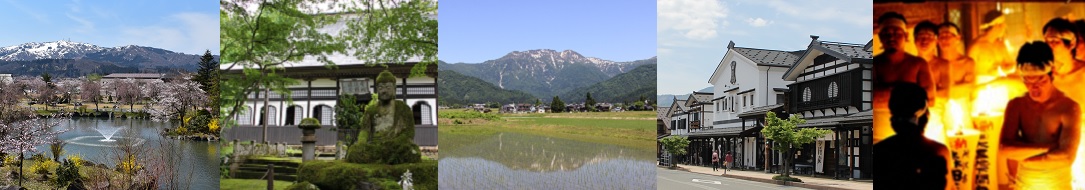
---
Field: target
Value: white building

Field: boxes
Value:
[708,41,797,129]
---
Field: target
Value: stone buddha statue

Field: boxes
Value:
[346,70,421,165]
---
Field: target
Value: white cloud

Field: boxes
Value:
[745,17,771,27]
[66,13,94,33]
[658,0,729,40]
[120,12,219,55]
[763,0,871,27]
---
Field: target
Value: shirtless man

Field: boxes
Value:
[999,42,1081,190]
[1051,19,1085,104]
[915,21,941,62]
[876,82,954,190]
[934,22,976,99]
[969,10,1015,83]
[874,12,936,142]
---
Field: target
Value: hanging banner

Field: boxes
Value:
[816,141,825,173]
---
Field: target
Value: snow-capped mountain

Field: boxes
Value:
[0,40,217,77]
[438,49,655,99]
[0,40,105,61]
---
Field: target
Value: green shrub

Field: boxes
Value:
[54,159,80,187]
[297,160,437,190]
[772,175,803,182]
[346,136,420,165]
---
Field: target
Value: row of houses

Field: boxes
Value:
[659,35,874,180]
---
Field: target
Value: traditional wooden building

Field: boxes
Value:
[670,36,874,178]
[222,19,438,147]
[782,36,873,179]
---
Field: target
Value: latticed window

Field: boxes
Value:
[828,82,839,98]
[238,106,253,125]
[803,87,812,102]
[340,79,370,95]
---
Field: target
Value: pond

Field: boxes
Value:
[438,132,656,189]
[39,118,218,189]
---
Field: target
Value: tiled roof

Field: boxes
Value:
[798,110,874,127]
[732,47,804,67]
[102,73,164,79]
[738,104,784,117]
[819,41,872,59]
[686,127,745,137]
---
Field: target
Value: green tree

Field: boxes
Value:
[761,112,831,178]
[534,99,541,107]
[194,50,220,116]
[660,136,690,169]
[335,94,363,130]
[585,92,596,112]
[550,96,564,113]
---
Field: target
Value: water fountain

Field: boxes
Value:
[94,125,122,142]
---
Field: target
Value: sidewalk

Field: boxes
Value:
[673,164,873,190]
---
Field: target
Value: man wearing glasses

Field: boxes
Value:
[999,41,1081,190]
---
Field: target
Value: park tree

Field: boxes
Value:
[80,77,103,111]
[0,109,69,187]
[761,112,831,180]
[194,50,220,116]
[335,94,363,130]
[148,80,208,123]
[0,81,24,120]
[114,79,140,111]
[660,136,690,169]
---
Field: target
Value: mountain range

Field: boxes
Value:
[439,49,655,99]
[657,86,713,107]
[437,70,537,106]
[0,40,217,77]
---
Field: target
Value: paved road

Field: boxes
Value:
[657,168,810,190]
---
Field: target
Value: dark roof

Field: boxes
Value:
[723,86,740,93]
[798,111,873,127]
[738,104,785,117]
[732,47,804,67]
[783,37,874,81]
[102,73,164,79]
[687,127,745,137]
[819,41,872,60]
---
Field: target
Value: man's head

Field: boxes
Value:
[1043,18,1078,65]
[1074,20,1085,60]
[938,22,963,52]
[376,70,397,102]
[889,82,929,136]
[982,10,1006,37]
[1017,41,1057,102]
[878,12,908,52]
[914,21,939,54]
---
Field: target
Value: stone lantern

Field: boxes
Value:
[298,118,321,162]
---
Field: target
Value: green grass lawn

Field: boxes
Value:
[220,179,294,190]
[438,109,656,152]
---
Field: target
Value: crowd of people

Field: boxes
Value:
[874,9,1083,190]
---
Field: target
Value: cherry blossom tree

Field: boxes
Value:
[80,78,103,111]
[0,110,69,186]
[148,80,208,122]
[113,78,141,112]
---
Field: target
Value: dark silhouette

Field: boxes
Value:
[875,82,953,190]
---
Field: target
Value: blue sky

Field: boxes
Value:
[0,0,219,55]
[657,0,872,95]
[438,0,656,63]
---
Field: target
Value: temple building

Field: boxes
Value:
[221,19,437,147]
